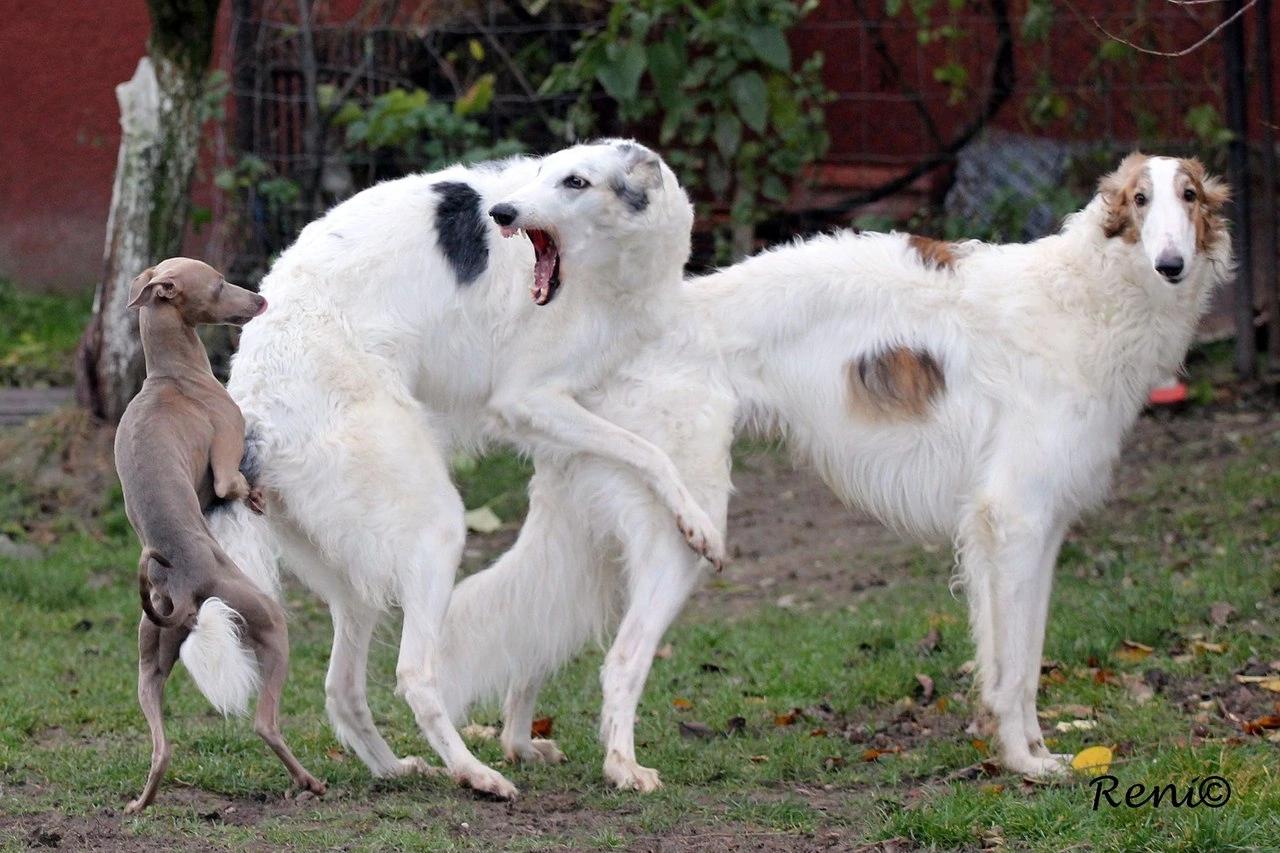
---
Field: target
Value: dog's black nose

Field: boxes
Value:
[489,203,518,226]
[1154,252,1185,281]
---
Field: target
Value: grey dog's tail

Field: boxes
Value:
[138,548,194,629]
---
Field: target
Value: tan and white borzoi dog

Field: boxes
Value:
[198,141,722,799]
[437,154,1232,784]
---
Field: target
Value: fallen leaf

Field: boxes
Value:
[1245,715,1280,734]
[1193,639,1227,655]
[744,695,766,704]
[1121,673,1154,705]
[809,728,828,738]
[749,754,769,763]
[1093,668,1121,686]
[461,723,498,741]
[957,659,977,676]
[915,673,935,704]
[672,697,693,710]
[935,696,950,713]
[1055,719,1097,732]
[530,717,553,738]
[325,747,347,762]
[1071,745,1113,776]
[822,755,845,770]
[678,720,715,739]
[918,627,941,655]
[1115,640,1154,663]
[463,506,502,534]
[725,716,747,736]
[980,783,1006,795]
[654,643,674,660]
[971,738,989,756]
[773,709,800,726]
[1210,602,1237,627]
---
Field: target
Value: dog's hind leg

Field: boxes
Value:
[249,602,327,797]
[125,617,181,814]
[325,597,430,777]
[501,676,564,764]
[600,527,706,792]
[393,509,518,799]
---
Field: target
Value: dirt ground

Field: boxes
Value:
[2,395,1277,851]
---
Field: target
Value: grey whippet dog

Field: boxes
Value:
[114,257,325,813]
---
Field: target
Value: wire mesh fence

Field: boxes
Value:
[211,0,1276,372]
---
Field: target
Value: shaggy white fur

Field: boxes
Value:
[436,154,1233,785]
[202,140,715,799]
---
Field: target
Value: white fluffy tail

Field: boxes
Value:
[435,497,621,723]
[183,498,282,716]
[179,598,260,716]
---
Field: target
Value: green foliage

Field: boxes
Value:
[333,86,523,172]
[214,155,301,213]
[543,0,831,258]
[0,282,92,387]
[1185,104,1234,147]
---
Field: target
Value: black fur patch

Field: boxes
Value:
[433,181,489,285]
[611,179,649,213]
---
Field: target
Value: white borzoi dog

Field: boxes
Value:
[198,140,721,799]
[437,153,1232,783]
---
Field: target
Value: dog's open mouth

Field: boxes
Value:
[499,226,561,305]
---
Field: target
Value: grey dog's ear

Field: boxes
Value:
[619,142,664,191]
[126,267,177,309]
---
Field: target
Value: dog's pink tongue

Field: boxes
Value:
[532,251,555,304]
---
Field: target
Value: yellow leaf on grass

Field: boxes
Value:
[1192,639,1227,655]
[672,697,693,710]
[1071,745,1113,776]
[1114,640,1154,663]
[1264,679,1280,693]
[464,506,502,534]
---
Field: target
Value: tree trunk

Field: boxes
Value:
[76,1,219,423]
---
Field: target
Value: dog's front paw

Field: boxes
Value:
[675,511,725,571]
[123,798,148,815]
[604,752,663,792]
[245,487,266,515]
[452,762,518,800]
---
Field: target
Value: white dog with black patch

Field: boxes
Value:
[196,140,721,799]
[437,154,1233,784]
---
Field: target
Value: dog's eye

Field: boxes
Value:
[1133,192,1147,207]
[561,175,590,190]
[1183,187,1196,202]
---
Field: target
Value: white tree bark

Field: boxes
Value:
[76,55,206,422]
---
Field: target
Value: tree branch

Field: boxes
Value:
[785,0,1015,228]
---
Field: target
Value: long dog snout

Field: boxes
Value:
[1154,250,1185,282]
[489,203,517,226]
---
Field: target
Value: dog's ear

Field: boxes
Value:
[126,268,177,309]
[619,142,664,192]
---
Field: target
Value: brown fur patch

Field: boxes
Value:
[907,234,958,271]
[1177,157,1231,253]
[1098,152,1151,243]
[846,347,945,421]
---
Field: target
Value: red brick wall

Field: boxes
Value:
[0,2,151,291]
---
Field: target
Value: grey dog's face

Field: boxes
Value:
[128,258,268,326]
[486,140,670,305]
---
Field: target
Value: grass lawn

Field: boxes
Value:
[0,294,1274,850]
[0,282,92,388]
[0,363,1277,848]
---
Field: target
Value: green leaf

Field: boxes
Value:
[596,41,647,102]
[714,111,742,159]
[454,73,495,116]
[730,72,769,133]
[647,40,684,110]
[743,25,791,71]
[762,174,789,203]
